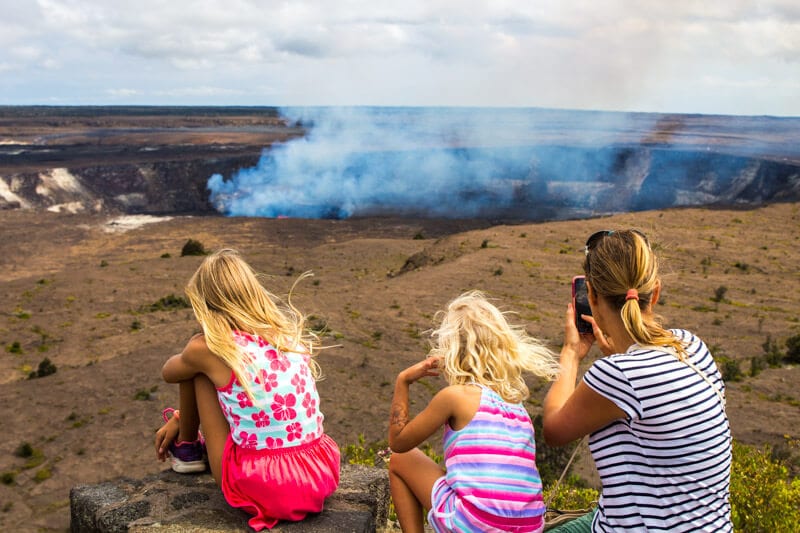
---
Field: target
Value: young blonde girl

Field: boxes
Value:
[154,249,339,531]
[388,290,560,533]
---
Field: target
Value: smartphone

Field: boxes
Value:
[572,275,593,334]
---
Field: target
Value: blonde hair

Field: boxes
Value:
[429,291,559,404]
[583,230,687,358]
[185,249,319,401]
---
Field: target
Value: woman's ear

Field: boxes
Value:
[649,279,662,307]
[587,280,599,306]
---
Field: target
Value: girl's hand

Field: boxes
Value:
[399,356,440,385]
[154,415,179,462]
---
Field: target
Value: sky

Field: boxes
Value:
[1,0,798,116]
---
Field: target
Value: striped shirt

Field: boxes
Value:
[428,385,545,532]
[583,329,732,532]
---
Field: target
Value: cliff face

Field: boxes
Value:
[0,155,259,214]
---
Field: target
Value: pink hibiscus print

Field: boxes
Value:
[237,391,253,409]
[267,350,290,372]
[291,373,306,394]
[265,436,284,449]
[271,393,297,421]
[256,369,279,392]
[229,411,241,427]
[252,410,270,428]
[286,422,303,442]
[239,431,258,449]
[302,392,317,418]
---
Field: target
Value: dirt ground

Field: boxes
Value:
[0,203,798,531]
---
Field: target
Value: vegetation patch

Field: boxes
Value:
[28,357,57,379]
[143,294,191,312]
[181,239,208,256]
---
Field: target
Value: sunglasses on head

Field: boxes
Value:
[584,229,650,256]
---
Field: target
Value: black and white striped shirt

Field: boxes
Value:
[583,329,732,532]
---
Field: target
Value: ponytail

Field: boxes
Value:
[585,230,686,359]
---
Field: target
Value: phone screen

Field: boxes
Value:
[572,275,593,334]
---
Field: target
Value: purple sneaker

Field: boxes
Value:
[168,439,207,473]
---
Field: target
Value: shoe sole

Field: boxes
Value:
[170,459,208,473]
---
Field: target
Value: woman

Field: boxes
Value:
[543,230,732,532]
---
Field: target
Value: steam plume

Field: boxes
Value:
[207,107,800,219]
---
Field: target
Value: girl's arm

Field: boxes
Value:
[162,335,205,383]
[543,303,625,446]
[162,334,230,385]
[388,356,454,453]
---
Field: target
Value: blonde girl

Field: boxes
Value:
[388,290,559,533]
[154,249,339,531]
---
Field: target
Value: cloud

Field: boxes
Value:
[0,0,795,114]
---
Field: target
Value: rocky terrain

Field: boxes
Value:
[0,107,798,531]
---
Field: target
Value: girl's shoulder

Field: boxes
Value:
[435,384,482,406]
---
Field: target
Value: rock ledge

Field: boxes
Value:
[70,464,389,532]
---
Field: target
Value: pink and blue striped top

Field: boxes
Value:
[428,385,545,532]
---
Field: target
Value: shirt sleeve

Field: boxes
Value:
[583,357,643,421]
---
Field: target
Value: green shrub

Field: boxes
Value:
[711,285,728,303]
[342,434,390,467]
[715,355,743,382]
[14,443,33,458]
[6,341,23,354]
[544,475,598,510]
[750,356,766,377]
[786,334,800,365]
[28,358,57,379]
[762,335,784,367]
[145,294,190,312]
[181,239,207,256]
[33,467,51,483]
[730,441,800,531]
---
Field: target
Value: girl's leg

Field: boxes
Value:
[176,378,200,443]
[388,448,446,533]
[193,373,230,486]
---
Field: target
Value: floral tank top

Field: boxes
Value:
[216,331,324,450]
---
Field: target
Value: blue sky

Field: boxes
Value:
[1,0,798,116]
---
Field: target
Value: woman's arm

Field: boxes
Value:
[388,356,454,453]
[543,303,625,446]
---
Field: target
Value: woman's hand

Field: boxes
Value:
[399,356,440,385]
[154,415,179,461]
[583,314,615,356]
[563,303,596,361]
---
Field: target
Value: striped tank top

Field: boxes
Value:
[430,385,545,532]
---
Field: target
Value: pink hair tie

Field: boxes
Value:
[626,289,639,301]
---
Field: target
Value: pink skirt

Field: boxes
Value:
[220,433,340,531]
